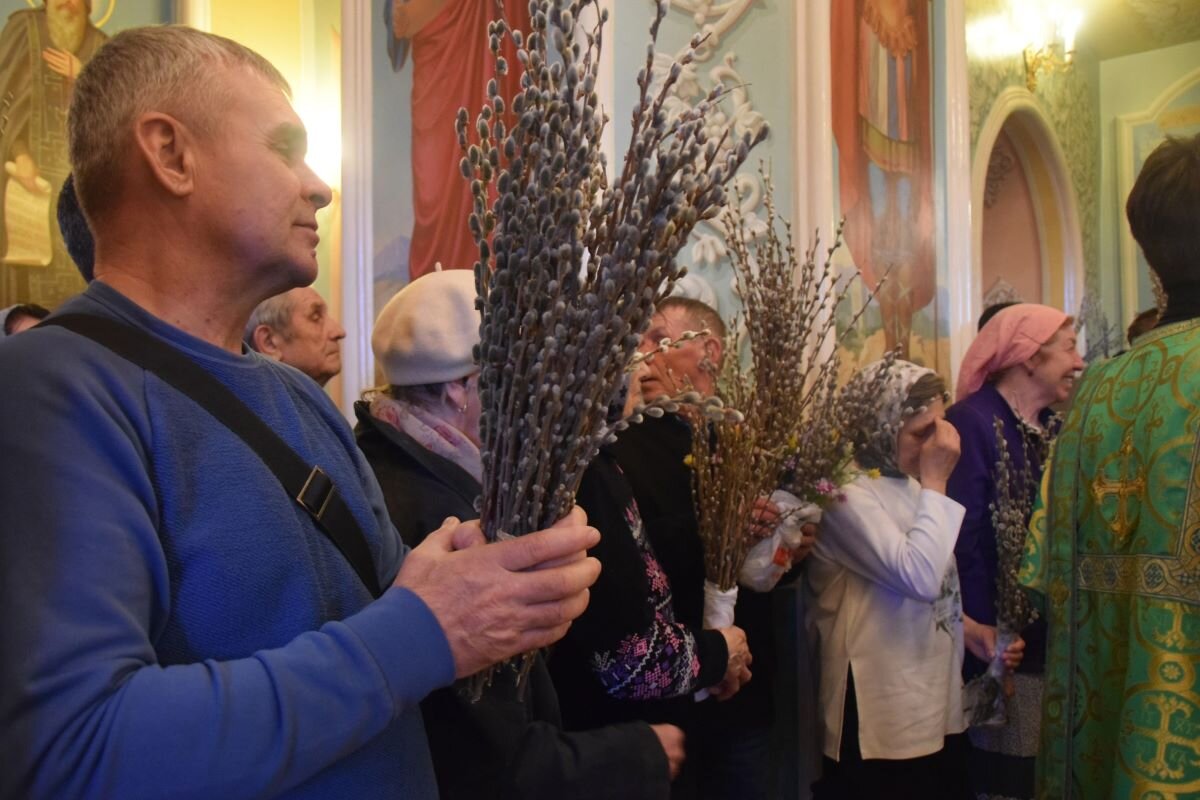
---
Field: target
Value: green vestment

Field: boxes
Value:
[1022,318,1200,800]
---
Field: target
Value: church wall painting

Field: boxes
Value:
[0,0,167,311]
[830,0,948,380]
[373,0,528,321]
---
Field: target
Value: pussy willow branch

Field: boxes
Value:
[990,417,1043,632]
[458,0,766,545]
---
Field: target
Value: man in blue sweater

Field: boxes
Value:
[0,26,601,799]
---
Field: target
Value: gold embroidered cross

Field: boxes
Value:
[1091,432,1145,542]
[1151,601,1190,650]
[1132,694,1199,781]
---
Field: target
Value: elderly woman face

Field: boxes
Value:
[1028,324,1084,405]
[453,372,483,445]
[895,397,947,480]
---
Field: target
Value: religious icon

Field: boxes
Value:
[0,0,111,309]
[831,0,937,365]
[384,0,527,282]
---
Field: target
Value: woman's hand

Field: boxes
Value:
[963,615,996,663]
[918,419,960,493]
[790,522,818,563]
[1000,634,1025,671]
[709,625,752,700]
[963,615,1025,672]
[649,724,686,780]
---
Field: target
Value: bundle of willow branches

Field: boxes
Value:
[688,176,871,589]
[990,417,1044,633]
[967,417,1048,725]
[458,0,767,545]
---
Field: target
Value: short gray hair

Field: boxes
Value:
[69,25,290,224]
[657,296,727,340]
[244,292,297,350]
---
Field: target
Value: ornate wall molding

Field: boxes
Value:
[982,277,1023,307]
[664,0,756,60]
[984,137,1016,208]
[650,48,768,269]
[651,0,767,283]
[965,0,1098,331]
[1115,65,1200,323]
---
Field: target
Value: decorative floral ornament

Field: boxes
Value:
[650,3,770,270]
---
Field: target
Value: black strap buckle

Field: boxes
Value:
[296,466,335,521]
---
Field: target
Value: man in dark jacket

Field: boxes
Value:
[614,296,806,800]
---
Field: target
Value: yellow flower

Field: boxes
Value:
[867,468,881,479]
[683,454,694,467]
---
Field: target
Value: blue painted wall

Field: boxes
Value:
[613,1,797,321]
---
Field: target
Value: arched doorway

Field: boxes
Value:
[981,128,1044,307]
[972,88,1084,332]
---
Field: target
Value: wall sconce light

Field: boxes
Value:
[1020,4,1083,92]
[965,2,1084,91]
[1023,42,1071,92]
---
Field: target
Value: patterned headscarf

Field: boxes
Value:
[850,358,944,478]
[955,304,1069,401]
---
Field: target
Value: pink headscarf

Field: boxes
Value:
[955,304,1071,401]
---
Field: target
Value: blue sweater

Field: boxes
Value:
[0,282,455,799]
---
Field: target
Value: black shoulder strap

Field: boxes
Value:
[43,313,383,598]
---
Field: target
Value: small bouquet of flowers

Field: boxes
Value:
[780,349,897,508]
[686,174,875,608]
[739,351,896,591]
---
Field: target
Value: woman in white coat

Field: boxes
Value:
[807,360,981,799]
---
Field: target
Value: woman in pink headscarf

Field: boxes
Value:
[944,303,1083,800]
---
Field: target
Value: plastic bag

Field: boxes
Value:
[737,490,821,592]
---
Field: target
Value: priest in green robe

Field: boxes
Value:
[1021,132,1200,800]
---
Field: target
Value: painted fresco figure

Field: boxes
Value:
[385,0,527,281]
[832,0,935,362]
[0,0,106,309]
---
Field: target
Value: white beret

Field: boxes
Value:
[372,268,481,386]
